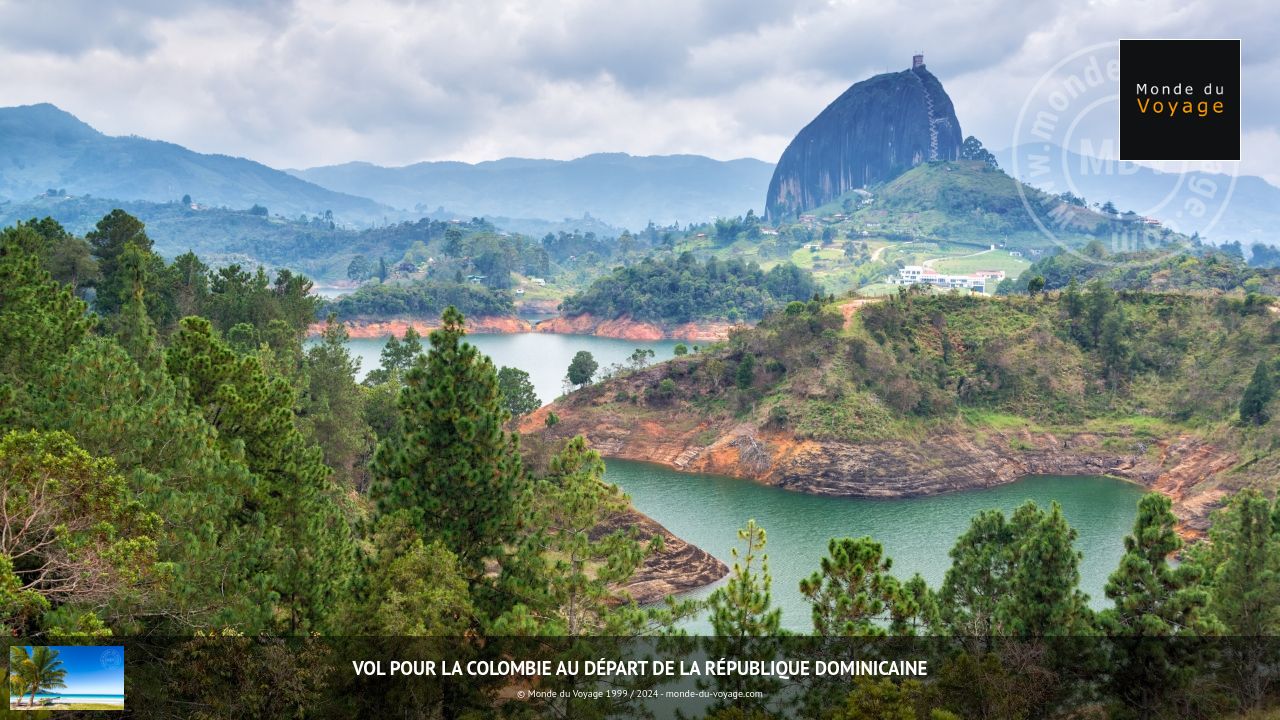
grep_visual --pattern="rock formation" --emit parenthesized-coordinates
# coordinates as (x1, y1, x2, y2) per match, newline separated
(765, 58, 963, 220)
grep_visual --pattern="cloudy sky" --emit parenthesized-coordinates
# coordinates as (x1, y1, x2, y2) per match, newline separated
(3, 0, 1278, 182)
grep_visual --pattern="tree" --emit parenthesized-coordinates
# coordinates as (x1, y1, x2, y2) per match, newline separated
(567, 350, 598, 388)
(1193, 490, 1280, 709)
(942, 502, 1092, 638)
(500, 437, 667, 635)
(628, 347, 655, 370)
(939, 509, 1016, 637)
(960, 136, 999, 167)
(996, 502, 1092, 637)
(9, 646, 67, 708)
(4, 218, 98, 291)
(1027, 275, 1046, 297)
(1102, 493, 1212, 635)
(182, 193, 192, 205)
(1239, 360, 1273, 425)
(374, 326, 422, 381)
(377, 256, 388, 283)
(1199, 490, 1280, 636)
(301, 316, 375, 488)
(1100, 493, 1217, 717)
(801, 536, 938, 636)
(112, 242, 163, 370)
(0, 227, 95, 426)
(736, 353, 756, 390)
(35, 337, 272, 632)
(341, 513, 474, 635)
(0, 430, 159, 621)
(703, 520, 786, 718)
(86, 209, 153, 315)
(166, 317, 356, 632)
(674, 343, 689, 357)
(707, 519, 782, 638)
(370, 307, 527, 571)
(347, 254, 374, 282)
(497, 366, 540, 417)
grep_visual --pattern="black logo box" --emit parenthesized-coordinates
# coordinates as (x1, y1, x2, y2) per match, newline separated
(1120, 39, 1240, 161)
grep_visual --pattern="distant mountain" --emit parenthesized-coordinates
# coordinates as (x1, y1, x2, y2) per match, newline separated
(766, 60, 962, 221)
(290, 153, 774, 231)
(0, 103, 392, 223)
(994, 144, 1280, 250)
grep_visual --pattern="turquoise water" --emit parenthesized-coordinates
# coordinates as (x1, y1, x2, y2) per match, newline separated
(335, 332, 1146, 634)
(339, 334, 681, 406)
(604, 460, 1147, 633)
(10, 693, 124, 705)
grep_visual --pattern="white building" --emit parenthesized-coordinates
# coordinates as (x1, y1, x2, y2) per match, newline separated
(895, 265, 1006, 294)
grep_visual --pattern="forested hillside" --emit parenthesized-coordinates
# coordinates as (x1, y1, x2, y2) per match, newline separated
(1006, 240, 1280, 295)
(0, 211, 704, 643)
(8, 210, 1280, 716)
(559, 253, 820, 323)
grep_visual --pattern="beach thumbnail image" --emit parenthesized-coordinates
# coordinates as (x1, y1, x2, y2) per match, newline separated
(9, 646, 124, 711)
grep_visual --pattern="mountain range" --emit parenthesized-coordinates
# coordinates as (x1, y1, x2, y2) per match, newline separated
(994, 144, 1280, 250)
(288, 153, 774, 231)
(0, 104, 392, 223)
(3, 102, 1279, 249)
(0, 103, 774, 231)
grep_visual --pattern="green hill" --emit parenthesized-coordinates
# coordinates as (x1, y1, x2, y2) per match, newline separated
(811, 160, 1175, 257)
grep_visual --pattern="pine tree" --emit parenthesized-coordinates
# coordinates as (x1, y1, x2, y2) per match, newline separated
(37, 337, 272, 631)
(939, 509, 1017, 637)
(996, 502, 1093, 636)
(1194, 490, 1280, 710)
(370, 307, 527, 571)
(112, 242, 163, 371)
(0, 226, 95, 425)
(1100, 493, 1218, 718)
(1239, 360, 1274, 425)
(1102, 493, 1213, 635)
(300, 315, 374, 489)
(800, 536, 937, 636)
(167, 317, 356, 632)
(702, 520, 787, 718)
(495, 436, 667, 635)
(707, 519, 782, 638)
(86, 209, 152, 315)
(382, 326, 422, 373)
(1202, 490, 1280, 636)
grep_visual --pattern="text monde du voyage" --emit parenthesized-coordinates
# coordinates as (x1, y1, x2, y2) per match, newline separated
(1134, 82, 1228, 118)
(351, 658, 929, 679)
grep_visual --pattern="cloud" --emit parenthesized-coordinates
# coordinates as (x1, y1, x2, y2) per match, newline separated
(0, 0, 1276, 176)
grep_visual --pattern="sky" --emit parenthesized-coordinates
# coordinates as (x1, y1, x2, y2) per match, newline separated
(2, 0, 1278, 183)
(10, 646, 125, 696)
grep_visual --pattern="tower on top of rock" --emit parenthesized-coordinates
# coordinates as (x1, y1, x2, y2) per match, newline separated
(912, 53, 925, 70)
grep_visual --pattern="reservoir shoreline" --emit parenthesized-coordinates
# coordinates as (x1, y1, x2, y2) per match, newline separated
(312, 315, 740, 343)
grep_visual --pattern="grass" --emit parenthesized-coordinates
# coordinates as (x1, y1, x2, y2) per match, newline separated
(959, 408, 1039, 431)
(931, 250, 1030, 276)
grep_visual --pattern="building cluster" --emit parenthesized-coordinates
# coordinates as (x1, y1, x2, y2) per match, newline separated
(893, 265, 1006, 293)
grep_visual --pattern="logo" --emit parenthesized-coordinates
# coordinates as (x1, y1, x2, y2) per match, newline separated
(1011, 41, 1238, 266)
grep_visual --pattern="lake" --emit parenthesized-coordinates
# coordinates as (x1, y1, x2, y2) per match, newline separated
(339, 334, 682, 406)
(337, 332, 1146, 633)
(606, 461, 1145, 633)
